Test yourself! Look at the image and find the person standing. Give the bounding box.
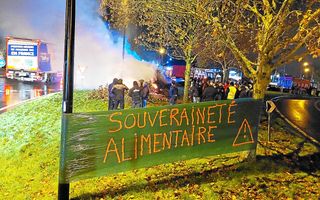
[139,79,144,88]
[216,82,225,100]
[108,78,118,110]
[226,82,237,100]
[202,81,218,101]
[112,79,129,109]
[128,81,142,108]
[169,81,178,105]
[141,82,150,108]
[190,81,201,103]
[238,85,248,98]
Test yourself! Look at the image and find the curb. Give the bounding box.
[0,92,60,113]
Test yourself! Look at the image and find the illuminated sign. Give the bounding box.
[8,44,37,57]
[6,40,38,71]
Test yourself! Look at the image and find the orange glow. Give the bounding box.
[152,83,158,89]
[5,86,11,96]
[287,100,309,125]
[34,89,42,97]
[60,78,63,90]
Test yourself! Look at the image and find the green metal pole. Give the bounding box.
[58,0,76,199]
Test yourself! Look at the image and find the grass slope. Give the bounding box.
[0,91,319,199]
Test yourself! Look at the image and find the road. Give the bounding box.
[0,78,61,110]
[273,97,320,146]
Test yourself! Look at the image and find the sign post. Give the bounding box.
[266,100,276,142]
[58,0,76,199]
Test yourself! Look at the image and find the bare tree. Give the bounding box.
[102,0,319,99]
[196,44,238,82]
[191,0,320,99]
[101,0,212,103]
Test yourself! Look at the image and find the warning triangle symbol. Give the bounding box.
[233,118,254,146]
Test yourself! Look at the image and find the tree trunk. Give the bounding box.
[183,59,192,103]
[222,67,229,82]
[252,74,270,100]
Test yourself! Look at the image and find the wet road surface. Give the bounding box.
[0,78,61,110]
[274,97,320,146]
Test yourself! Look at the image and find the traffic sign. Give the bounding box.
[266,100,276,113]
[0,59,5,67]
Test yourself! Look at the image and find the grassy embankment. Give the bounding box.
[0,90,319,199]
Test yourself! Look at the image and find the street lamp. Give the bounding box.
[302,62,313,80]
[304,67,313,80]
[159,47,166,55]
[158,47,166,66]
[301,61,310,79]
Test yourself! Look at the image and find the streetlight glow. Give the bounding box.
[303,62,309,67]
[304,68,310,73]
[159,47,166,54]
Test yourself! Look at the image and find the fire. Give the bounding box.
[152,83,158,90]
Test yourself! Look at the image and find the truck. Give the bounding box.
[5,36,61,83]
[292,77,310,89]
[268,74,293,91]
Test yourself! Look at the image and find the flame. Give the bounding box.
[152,83,158,89]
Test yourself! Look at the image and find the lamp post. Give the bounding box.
[159,47,165,66]
[303,62,313,81]
[304,67,313,80]
[59,0,75,199]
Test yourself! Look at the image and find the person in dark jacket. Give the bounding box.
[234,83,240,99]
[108,78,118,110]
[128,81,142,108]
[190,81,201,103]
[169,81,179,105]
[216,82,225,100]
[141,82,150,108]
[238,85,248,98]
[247,83,253,97]
[112,79,129,109]
[202,81,218,101]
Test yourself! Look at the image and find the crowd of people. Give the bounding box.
[107,76,254,110]
[108,78,150,110]
[188,77,253,103]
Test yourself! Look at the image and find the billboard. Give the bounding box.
[6,39,38,71]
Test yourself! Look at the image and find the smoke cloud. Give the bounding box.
[0,0,156,89]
